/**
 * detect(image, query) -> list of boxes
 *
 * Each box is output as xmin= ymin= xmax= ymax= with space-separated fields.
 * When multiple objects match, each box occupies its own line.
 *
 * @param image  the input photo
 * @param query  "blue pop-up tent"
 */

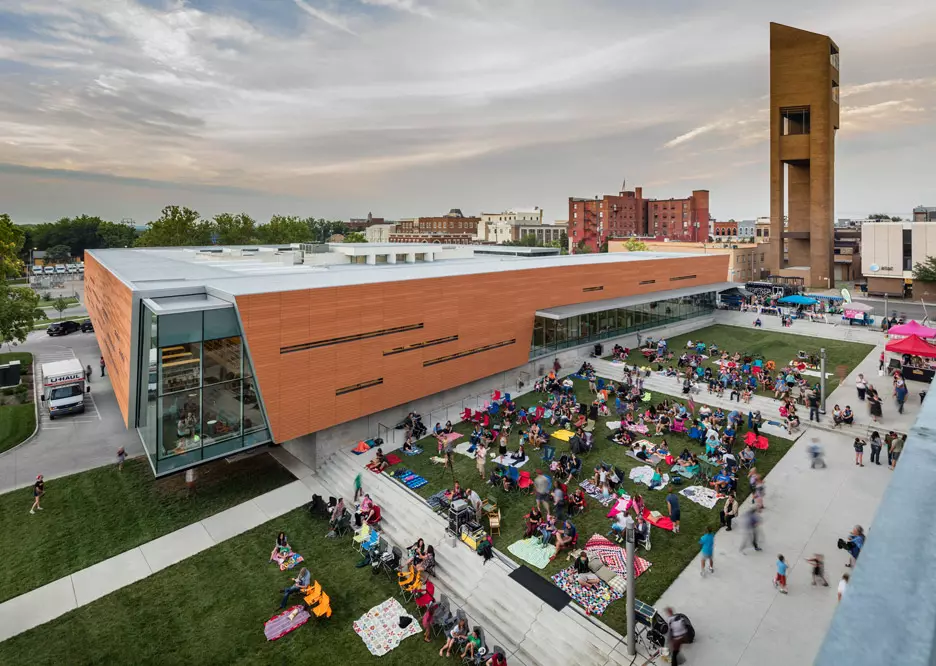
xmin=777 ymin=294 xmax=819 ymax=306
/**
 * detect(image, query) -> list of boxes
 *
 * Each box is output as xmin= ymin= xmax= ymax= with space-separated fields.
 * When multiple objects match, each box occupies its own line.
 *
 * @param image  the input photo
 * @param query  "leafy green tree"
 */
xmin=624 ymin=237 xmax=649 ymax=251
xmin=575 ymin=240 xmax=593 ymax=254
xmin=308 ymin=219 xmax=350 ymax=243
xmin=0 ymin=283 xmax=40 ymax=349
xmin=31 ymin=215 xmax=105 ymax=257
xmin=0 ymin=213 xmax=25 ymax=279
xmin=52 ymin=296 xmax=70 ymax=320
xmin=912 ymin=256 xmax=936 ymax=282
xmin=213 ymin=213 xmax=258 ymax=245
xmin=136 ymin=206 xmax=212 ymax=247
xmin=546 ymin=233 xmax=569 ymax=255
xmin=257 ymin=215 xmax=312 ymax=244
xmin=98 ymin=220 xmax=138 ymax=248
xmin=45 ymin=244 xmax=71 ymax=264
xmin=343 ymin=231 xmax=367 ymax=243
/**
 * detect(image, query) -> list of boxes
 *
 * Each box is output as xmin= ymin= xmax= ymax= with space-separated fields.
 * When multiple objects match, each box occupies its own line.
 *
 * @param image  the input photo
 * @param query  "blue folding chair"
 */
xmin=541 ymin=445 xmax=556 ymax=463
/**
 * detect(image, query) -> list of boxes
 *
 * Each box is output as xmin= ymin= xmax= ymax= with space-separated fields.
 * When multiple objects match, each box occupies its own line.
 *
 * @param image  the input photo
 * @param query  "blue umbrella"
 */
xmin=778 ymin=294 xmax=818 ymax=305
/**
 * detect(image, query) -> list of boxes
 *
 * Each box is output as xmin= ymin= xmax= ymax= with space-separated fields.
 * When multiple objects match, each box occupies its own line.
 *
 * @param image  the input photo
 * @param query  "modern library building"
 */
xmin=85 ymin=243 xmax=732 ymax=475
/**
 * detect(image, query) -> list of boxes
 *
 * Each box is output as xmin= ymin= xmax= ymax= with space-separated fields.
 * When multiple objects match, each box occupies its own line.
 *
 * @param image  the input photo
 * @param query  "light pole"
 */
xmin=819 ymin=347 xmax=828 ymax=414
xmin=625 ymin=515 xmax=636 ymax=656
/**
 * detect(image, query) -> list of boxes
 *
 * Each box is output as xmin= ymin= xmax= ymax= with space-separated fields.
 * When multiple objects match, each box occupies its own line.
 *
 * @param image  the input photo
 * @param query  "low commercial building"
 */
xmin=608 ymin=240 xmax=766 ymax=283
xmin=86 ymin=244 xmax=731 ymax=476
xmin=913 ymin=206 xmax=936 ymax=222
xmin=860 ymin=221 xmax=936 ymax=295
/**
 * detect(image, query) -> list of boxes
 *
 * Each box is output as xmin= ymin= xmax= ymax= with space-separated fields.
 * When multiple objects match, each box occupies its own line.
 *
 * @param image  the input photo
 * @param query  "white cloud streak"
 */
xmin=292 ymin=0 xmax=358 ymax=35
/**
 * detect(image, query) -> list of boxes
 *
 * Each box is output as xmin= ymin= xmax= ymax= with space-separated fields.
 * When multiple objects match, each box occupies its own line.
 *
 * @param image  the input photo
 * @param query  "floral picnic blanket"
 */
xmin=584 ymin=535 xmax=651 ymax=578
xmin=551 ymin=566 xmax=623 ymax=616
xmin=628 ymin=465 xmax=670 ymax=489
xmin=679 ymin=485 xmax=724 ymax=510
xmin=353 ymin=598 xmax=421 ymax=657
xmin=276 ymin=552 xmax=304 ymax=571
xmin=579 ymin=480 xmax=614 ymax=506
xmin=507 ymin=538 xmax=557 ymax=569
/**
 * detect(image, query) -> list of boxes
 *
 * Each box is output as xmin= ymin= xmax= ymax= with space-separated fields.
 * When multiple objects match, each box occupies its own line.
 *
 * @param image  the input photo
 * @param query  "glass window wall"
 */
xmin=136 ymin=304 xmax=270 ymax=475
xmin=529 ymin=291 xmax=716 ymax=359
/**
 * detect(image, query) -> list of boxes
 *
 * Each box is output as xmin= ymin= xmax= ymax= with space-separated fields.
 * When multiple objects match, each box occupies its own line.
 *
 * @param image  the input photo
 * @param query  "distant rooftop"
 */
xmin=88 ymin=243 xmax=709 ymax=299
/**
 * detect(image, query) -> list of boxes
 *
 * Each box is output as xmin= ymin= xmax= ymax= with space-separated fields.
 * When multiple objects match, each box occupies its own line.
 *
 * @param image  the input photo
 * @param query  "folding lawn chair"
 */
xmin=334 ymin=512 xmax=352 ymax=537
xmin=541 ymin=445 xmax=556 ymax=463
xmin=384 ymin=545 xmax=403 ymax=582
xmin=415 ymin=580 xmax=436 ymax=611
xmin=352 ymin=524 xmax=371 ymax=552
xmin=401 ymin=571 xmax=423 ymax=603
xmin=312 ymin=592 xmax=332 ymax=619
xmin=464 ymin=626 xmax=488 ymax=665
xmin=432 ymin=597 xmax=455 ymax=637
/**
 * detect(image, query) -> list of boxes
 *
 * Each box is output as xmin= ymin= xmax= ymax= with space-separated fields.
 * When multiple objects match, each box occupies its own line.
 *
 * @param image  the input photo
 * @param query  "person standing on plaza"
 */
xmin=869 ymin=431 xmax=883 ymax=465
xmin=866 ymin=387 xmax=882 ymax=422
xmin=84 ymin=364 xmax=92 ymax=383
xmin=475 ymin=441 xmax=487 ymax=480
xmin=773 ymin=554 xmax=789 ymax=594
xmin=894 ymin=374 xmax=908 ymax=414
xmin=117 ymin=447 xmax=126 ymax=471
xmin=740 ymin=508 xmax=762 ymax=553
xmin=855 ymin=374 xmax=867 ymax=401
xmin=806 ymin=554 xmax=829 ymax=587
xmin=699 ymin=526 xmax=715 ymax=576
xmin=889 ymin=433 xmax=905 ymax=469
xmin=837 ymin=572 xmax=850 ymax=602
xmin=29 ymin=474 xmax=44 ymax=514
xmin=99 ymin=356 xmax=106 ymax=377
xmin=853 ymin=437 xmax=866 ymax=467
xmin=879 ymin=350 xmax=886 ymax=372
xmin=666 ymin=489 xmax=681 ymax=534
xmin=719 ymin=492 xmax=738 ymax=531
xmin=808 ymin=388 xmax=821 ymax=422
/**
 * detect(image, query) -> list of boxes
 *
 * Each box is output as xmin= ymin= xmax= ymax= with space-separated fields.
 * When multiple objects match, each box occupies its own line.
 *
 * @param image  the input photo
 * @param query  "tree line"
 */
xmin=5 ymin=206 xmax=354 ymax=263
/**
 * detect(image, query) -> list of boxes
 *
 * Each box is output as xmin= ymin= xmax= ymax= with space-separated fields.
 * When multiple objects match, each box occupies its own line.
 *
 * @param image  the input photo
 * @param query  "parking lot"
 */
xmin=0 ymin=327 xmax=143 ymax=493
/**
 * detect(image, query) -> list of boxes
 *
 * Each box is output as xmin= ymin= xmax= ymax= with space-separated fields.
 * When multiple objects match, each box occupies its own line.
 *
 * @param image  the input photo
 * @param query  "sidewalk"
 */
xmin=652 ymin=426 xmax=892 ymax=665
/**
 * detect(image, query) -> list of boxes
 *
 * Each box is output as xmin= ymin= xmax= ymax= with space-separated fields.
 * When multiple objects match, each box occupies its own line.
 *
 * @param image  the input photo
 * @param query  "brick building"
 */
xmin=398 ymin=209 xmax=480 ymax=236
xmin=712 ymin=220 xmax=738 ymax=240
xmin=346 ymin=212 xmax=385 ymax=232
xmin=568 ymin=184 xmax=710 ymax=252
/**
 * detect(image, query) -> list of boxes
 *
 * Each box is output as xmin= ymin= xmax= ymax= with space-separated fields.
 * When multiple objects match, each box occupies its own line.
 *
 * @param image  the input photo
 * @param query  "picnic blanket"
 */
xmin=453 ymin=441 xmax=476 ymax=459
xmin=492 ymin=454 xmax=529 ymax=468
xmin=579 ymin=479 xmax=614 ymax=506
xmin=507 ymin=538 xmax=557 ymax=569
xmin=551 ymin=566 xmax=623 ymax=616
xmin=391 ymin=469 xmax=428 ymax=489
xmin=625 ymin=423 xmax=650 ymax=435
xmin=628 ymin=465 xmax=670 ymax=489
xmin=605 ymin=495 xmax=633 ymax=518
xmin=441 ymin=432 xmax=462 ymax=443
xmin=584 ymin=534 xmax=651 ymax=578
xmin=679 ymin=485 xmax=723 ymax=509
xmin=625 ymin=450 xmax=663 ymax=466
xmin=264 ymin=605 xmax=311 ymax=641
xmin=353 ymin=598 xmax=421 ymax=657
xmin=605 ymin=421 xmax=622 ymax=430
xmin=551 ymin=429 xmax=574 ymax=442
xmin=643 ymin=508 xmax=675 ymax=532
xmin=275 ymin=551 xmax=304 ymax=571
xmin=402 ymin=447 xmax=423 ymax=456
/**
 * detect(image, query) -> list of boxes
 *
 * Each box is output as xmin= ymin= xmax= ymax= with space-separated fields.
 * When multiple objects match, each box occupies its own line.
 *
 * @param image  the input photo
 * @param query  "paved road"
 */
xmin=850 ymin=298 xmax=929 ymax=322
xmin=0 ymin=329 xmax=143 ymax=493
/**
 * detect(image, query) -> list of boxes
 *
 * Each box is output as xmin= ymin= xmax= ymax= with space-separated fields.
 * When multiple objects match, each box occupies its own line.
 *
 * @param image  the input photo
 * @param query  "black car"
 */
xmin=47 ymin=320 xmax=80 ymax=336
xmin=81 ymin=320 xmax=94 ymax=333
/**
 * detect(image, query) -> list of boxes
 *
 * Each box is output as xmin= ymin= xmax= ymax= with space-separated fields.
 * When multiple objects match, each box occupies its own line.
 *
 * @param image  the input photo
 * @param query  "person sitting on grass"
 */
xmin=328 ymin=498 xmax=346 ymax=529
xmin=524 ymin=505 xmax=543 ymax=537
xmin=648 ymin=465 xmax=664 ymax=490
xmin=538 ymin=514 xmax=558 ymax=545
xmin=573 ymin=551 xmax=600 ymax=589
xmin=461 ymin=627 xmax=483 ymax=661
xmin=440 ymin=617 xmax=469 ymax=658
xmin=553 ymin=520 xmax=577 ymax=553
xmin=280 ymin=567 xmax=311 ymax=609
xmin=635 ymin=515 xmax=650 ymax=548
xmin=740 ymin=444 xmax=756 ymax=467
xmin=269 ymin=532 xmax=290 ymax=563
xmin=367 ymin=448 xmax=390 ymax=473
xmin=567 ymin=488 xmax=586 ymax=515
xmin=624 ymin=493 xmax=646 ymax=518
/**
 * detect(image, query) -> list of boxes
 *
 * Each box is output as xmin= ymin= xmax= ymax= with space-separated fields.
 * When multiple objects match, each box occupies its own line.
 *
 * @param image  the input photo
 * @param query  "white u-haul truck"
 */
xmin=40 ymin=358 xmax=88 ymax=419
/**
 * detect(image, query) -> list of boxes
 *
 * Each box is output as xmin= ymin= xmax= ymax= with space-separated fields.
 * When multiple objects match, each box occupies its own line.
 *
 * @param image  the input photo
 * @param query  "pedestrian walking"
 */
xmin=740 ymin=509 xmax=762 ymax=553
xmin=100 ymin=356 xmax=106 ymax=377
xmin=853 ymin=437 xmax=866 ymax=467
xmin=879 ymin=351 xmax=885 ymax=372
xmin=353 ymin=473 xmax=363 ymax=502
xmin=662 ymin=607 xmax=691 ymax=664
xmin=117 ymin=447 xmax=126 ymax=471
xmin=855 ymin=374 xmax=867 ymax=401
xmin=773 ymin=554 xmax=789 ymax=594
xmin=809 ymin=441 xmax=826 ymax=469
xmin=85 ymin=364 xmax=92 ymax=383
xmin=533 ymin=470 xmax=551 ymax=518
xmin=869 ymin=431 xmax=882 ymax=465
xmin=29 ymin=474 xmax=44 ymax=514
xmin=666 ymin=489 xmax=681 ymax=534
xmin=867 ymin=387 xmax=882 ymax=422
xmin=699 ymin=526 xmax=715 ymax=576
xmin=805 ymin=554 xmax=829 ymax=586
xmin=894 ymin=376 xmax=908 ymax=414
xmin=719 ymin=492 xmax=738 ymax=530
xmin=837 ymin=572 xmax=849 ymax=602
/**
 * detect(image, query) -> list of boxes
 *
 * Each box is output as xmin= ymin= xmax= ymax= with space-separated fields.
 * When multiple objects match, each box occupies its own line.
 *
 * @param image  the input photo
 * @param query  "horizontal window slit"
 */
xmin=423 ymin=339 xmax=516 ymax=367
xmin=281 ymin=323 xmax=424 ymax=354
xmin=383 ymin=335 xmax=458 ymax=356
xmin=336 ymin=378 xmax=384 ymax=395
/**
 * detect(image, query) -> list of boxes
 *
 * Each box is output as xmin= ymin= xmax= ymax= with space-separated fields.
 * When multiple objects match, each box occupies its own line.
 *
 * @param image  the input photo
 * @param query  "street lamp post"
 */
xmin=625 ymin=515 xmax=636 ymax=656
xmin=819 ymin=347 xmax=828 ymax=414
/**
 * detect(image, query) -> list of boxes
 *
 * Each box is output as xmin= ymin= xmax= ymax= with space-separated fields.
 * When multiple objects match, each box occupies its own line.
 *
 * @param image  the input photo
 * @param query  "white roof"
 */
xmin=42 ymin=358 xmax=84 ymax=377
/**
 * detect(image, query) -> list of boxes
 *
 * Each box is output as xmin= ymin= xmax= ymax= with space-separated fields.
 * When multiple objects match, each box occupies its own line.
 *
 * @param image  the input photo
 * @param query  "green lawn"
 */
xmin=0 ymin=509 xmax=447 ymax=666
xmin=618 ymin=324 xmax=874 ymax=394
xmin=0 ymin=454 xmax=294 ymax=603
xmin=0 ymin=352 xmax=35 ymax=453
xmin=387 ymin=378 xmax=795 ymax=635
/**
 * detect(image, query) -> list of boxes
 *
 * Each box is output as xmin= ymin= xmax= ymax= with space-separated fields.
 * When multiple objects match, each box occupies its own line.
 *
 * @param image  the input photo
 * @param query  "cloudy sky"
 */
xmin=0 ymin=0 xmax=934 ymax=225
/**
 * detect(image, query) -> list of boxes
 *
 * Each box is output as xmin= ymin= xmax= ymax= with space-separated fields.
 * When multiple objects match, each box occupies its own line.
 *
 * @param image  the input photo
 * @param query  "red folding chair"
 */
xmin=415 ymin=580 xmax=435 ymax=611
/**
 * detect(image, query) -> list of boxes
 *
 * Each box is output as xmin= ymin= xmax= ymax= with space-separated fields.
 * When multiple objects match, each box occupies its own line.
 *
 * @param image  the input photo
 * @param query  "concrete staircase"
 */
xmin=280 ymin=445 xmax=648 ymax=665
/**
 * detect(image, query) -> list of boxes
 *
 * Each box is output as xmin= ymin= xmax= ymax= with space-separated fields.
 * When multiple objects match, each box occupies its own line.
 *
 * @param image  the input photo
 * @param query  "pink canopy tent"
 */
xmin=885 ymin=334 xmax=936 ymax=358
xmin=887 ymin=320 xmax=936 ymax=339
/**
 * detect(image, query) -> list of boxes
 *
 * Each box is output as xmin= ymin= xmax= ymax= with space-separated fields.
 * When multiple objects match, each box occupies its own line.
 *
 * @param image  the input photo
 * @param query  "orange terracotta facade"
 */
xmin=236 ymin=254 xmax=728 ymax=443
xmin=84 ymin=253 xmax=134 ymax=426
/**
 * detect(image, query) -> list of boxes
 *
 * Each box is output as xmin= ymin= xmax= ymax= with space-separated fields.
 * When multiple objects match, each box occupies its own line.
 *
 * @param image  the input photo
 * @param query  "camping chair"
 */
xmin=398 ymin=565 xmax=417 ymax=589
xmin=541 ymin=445 xmax=556 ymax=463
xmin=401 ymin=571 xmax=423 ymax=602
xmin=415 ymin=580 xmax=436 ymax=611
xmin=482 ymin=496 xmax=498 ymax=515
xmin=461 ymin=408 xmax=473 ymax=421
xmin=312 ymin=592 xmax=332 ymax=619
xmin=352 ymin=524 xmax=371 ymax=552
xmin=517 ymin=470 xmax=533 ymax=493
xmin=384 ymin=546 xmax=403 ymax=581
xmin=432 ymin=596 xmax=455 ymax=637
xmin=506 ymin=466 xmax=521 ymax=490
xmin=464 ymin=627 xmax=488 ymax=665
xmin=492 ymin=390 xmax=502 ymax=402
xmin=671 ymin=419 xmax=686 ymax=434
xmin=360 ymin=529 xmax=380 ymax=554
xmin=334 ymin=512 xmax=352 ymax=537
xmin=302 ymin=580 xmax=322 ymax=607
xmin=489 ymin=509 xmax=501 ymax=537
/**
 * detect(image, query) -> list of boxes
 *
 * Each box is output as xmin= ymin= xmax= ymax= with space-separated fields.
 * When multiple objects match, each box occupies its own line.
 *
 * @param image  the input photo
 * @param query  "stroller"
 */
xmin=410 ymin=415 xmax=427 ymax=440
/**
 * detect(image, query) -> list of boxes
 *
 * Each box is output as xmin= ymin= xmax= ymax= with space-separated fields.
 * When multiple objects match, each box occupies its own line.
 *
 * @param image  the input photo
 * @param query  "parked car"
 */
xmin=66 ymin=264 xmax=78 ymax=273
xmin=80 ymin=320 xmax=94 ymax=332
xmin=43 ymin=266 xmax=55 ymax=275
xmin=47 ymin=320 xmax=80 ymax=336
xmin=31 ymin=266 xmax=43 ymax=276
